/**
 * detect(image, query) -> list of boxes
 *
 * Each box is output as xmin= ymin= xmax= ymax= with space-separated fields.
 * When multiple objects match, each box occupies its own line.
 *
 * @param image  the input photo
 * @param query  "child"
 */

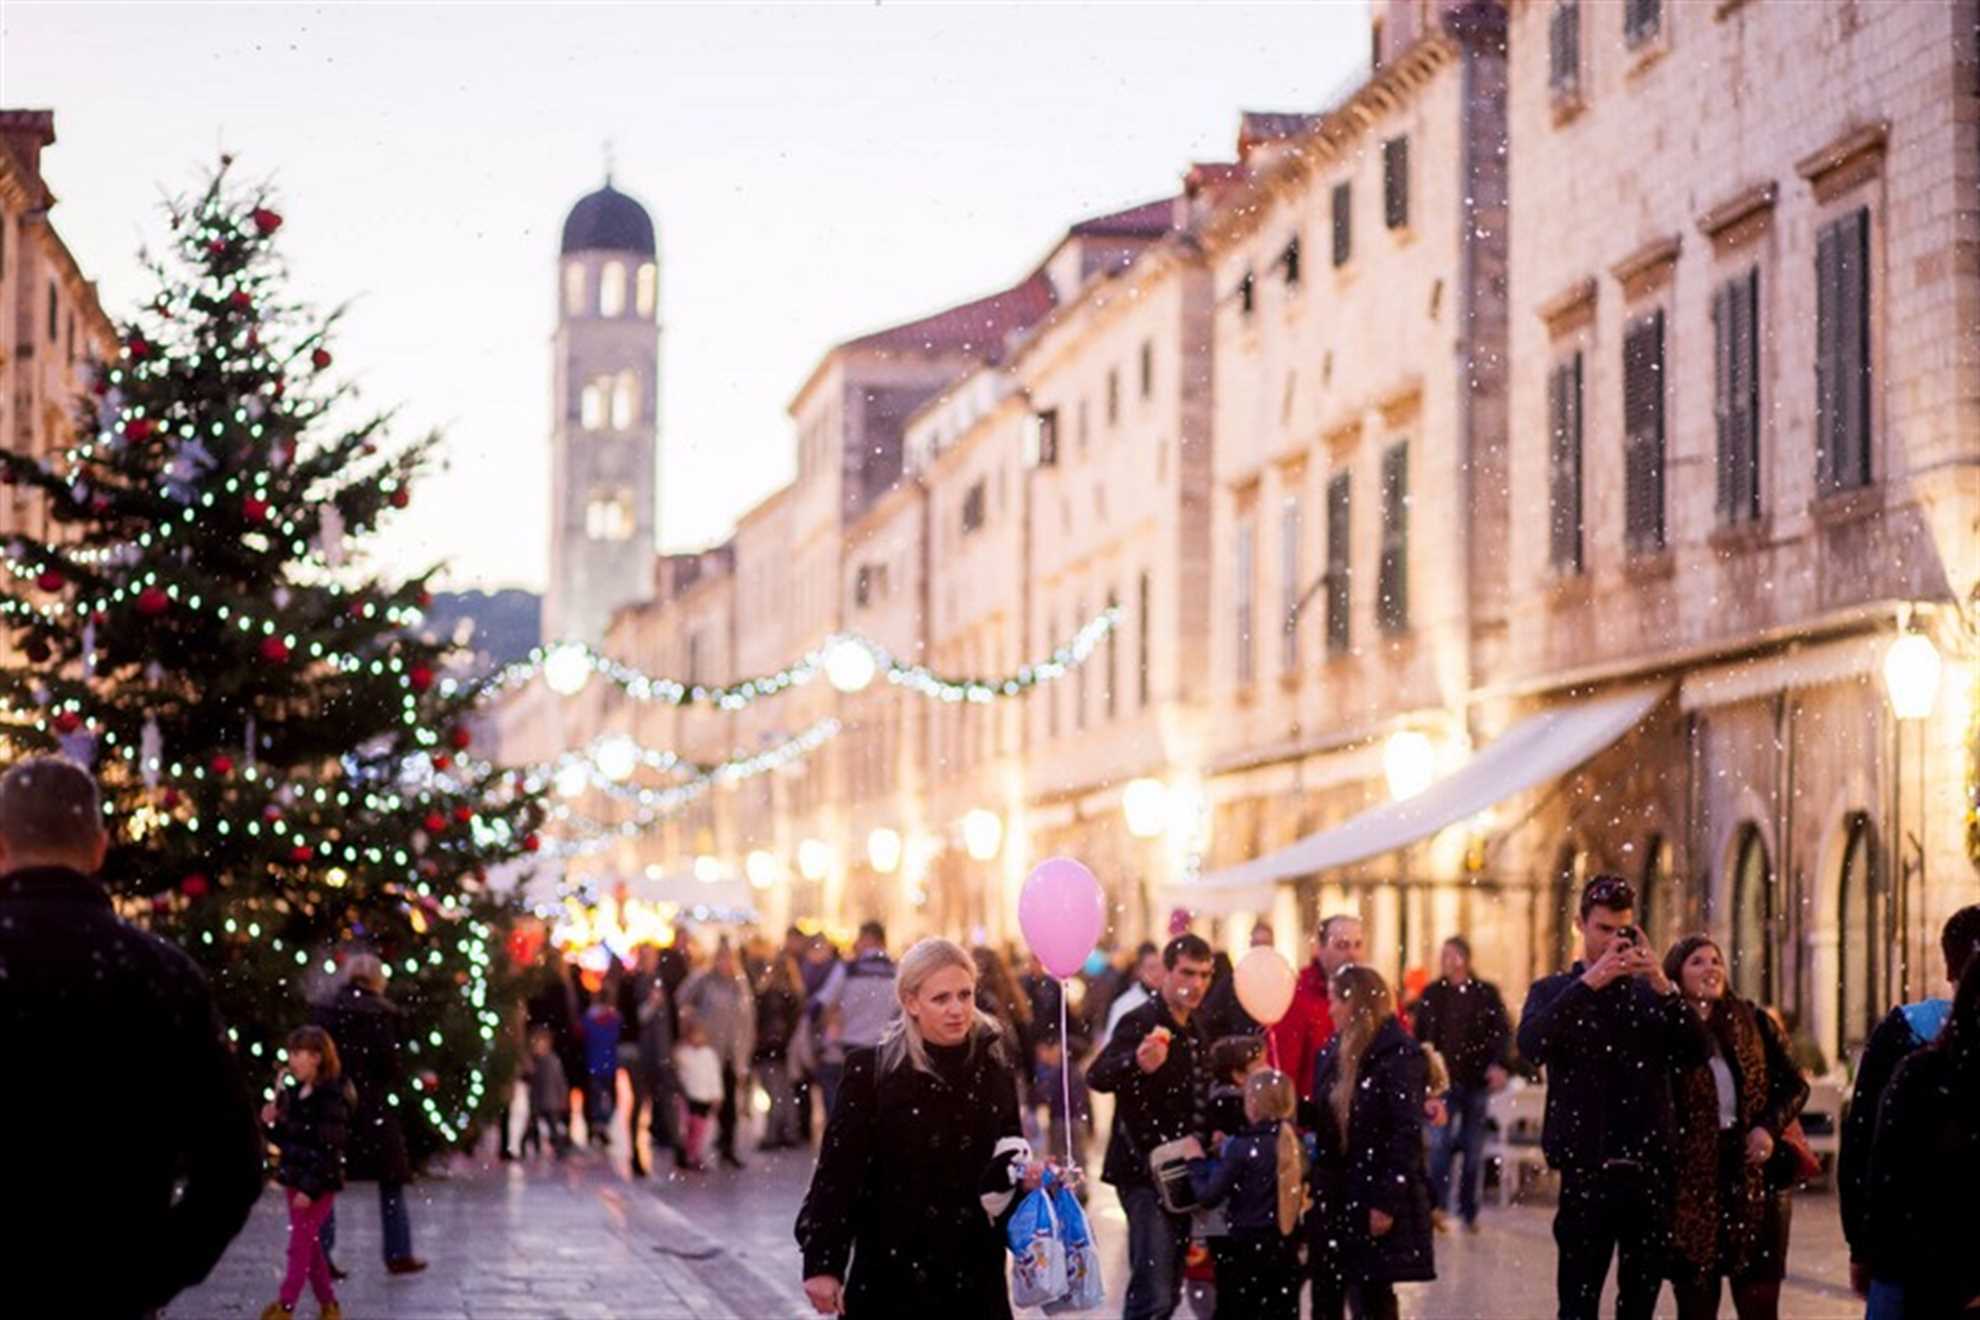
xmin=523 ymin=1026 xmax=570 ymax=1159
xmin=260 ymin=1026 xmax=350 ymax=1320
xmin=1206 ymin=1035 xmax=1268 ymax=1141
xmin=581 ymin=992 xmax=623 ymax=1147
xmin=673 ymin=1020 xmax=722 ymax=1171
xmin=1188 ymin=1069 xmax=1306 ymax=1320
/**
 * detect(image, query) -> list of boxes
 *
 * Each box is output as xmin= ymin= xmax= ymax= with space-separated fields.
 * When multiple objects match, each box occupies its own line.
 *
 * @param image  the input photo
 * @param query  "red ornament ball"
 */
xmin=252 ymin=207 xmax=284 ymax=234
xmin=135 ymin=586 xmax=170 ymax=617
xmin=229 ymin=290 xmax=252 ymax=311
xmin=389 ymin=488 xmax=410 ymax=510
xmin=417 ymin=589 xmax=433 ymax=609
xmin=180 ymin=874 xmax=210 ymax=898
xmin=125 ymin=418 xmax=155 ymax=442
xmin=262 ymin=804 xmax=282 ymax=822
xmin=311 ymin=348 xmax=333 ymax=371
xmin=452 ymin=805 xmax=473 ymax=824
xmin=208 ymin=239 xmax=227 ymax=256
xmin=210 ymin=755 xmax=235 ymax=777
xmin=521 ymin=833 xmax=541 ymax=854
xmin=34 ymin=569 xmax=64 ymax=593
xmin=289 ymin=845 xmax=312 ymax=865
xmin=150 ymin=894 xmax=172 ymax=915
xmin=448 ymin=726 xmax=472 ymax=751
xmin=161 ymin=789 xmax=181 ymax=809
xmin=127 ymin=337 xmax=151 ymax=359
xmin=259 ymin=636 xmax=291 ymax=664
xmin=431 ymin=754 xmax=452 ymax=771
xmin=51 ymin=711 xmax=82 ymax=735
xmin=423 ymin=811 xmax=447 ymax=834
xmin=408 ymin=663 xmax=435 ymax=694
xmin=91 ymin=496 xmax=110 ymax=514
xmin=243 ymin=496 xmax=269 ymax=522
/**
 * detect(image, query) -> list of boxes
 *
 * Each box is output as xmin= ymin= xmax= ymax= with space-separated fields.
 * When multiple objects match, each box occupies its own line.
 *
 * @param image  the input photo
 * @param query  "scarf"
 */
xmin=1671 ymin=996 xmax=1771 ymax=1272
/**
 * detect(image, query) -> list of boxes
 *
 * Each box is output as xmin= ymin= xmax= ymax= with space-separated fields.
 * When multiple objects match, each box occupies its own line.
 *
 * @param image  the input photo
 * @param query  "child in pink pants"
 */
xmin=260 ymin=1025 xmax=351 ymax=1320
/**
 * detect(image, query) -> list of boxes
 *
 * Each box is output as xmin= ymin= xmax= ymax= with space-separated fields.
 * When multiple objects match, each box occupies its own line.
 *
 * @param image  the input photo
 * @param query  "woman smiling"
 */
xmin=795 ymin=937 xmax=1045 ymax=1317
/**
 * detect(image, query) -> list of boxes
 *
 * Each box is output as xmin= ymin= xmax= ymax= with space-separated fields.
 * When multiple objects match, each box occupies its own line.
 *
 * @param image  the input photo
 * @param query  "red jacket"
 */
xmin=1269 ymin=960 xmax=1337 ymax=1098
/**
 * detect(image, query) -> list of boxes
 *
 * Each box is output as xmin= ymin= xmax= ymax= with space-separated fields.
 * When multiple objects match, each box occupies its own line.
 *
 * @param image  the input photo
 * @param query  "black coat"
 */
xmin=795 ymin=1034 xmax=1026 ymax=1319
xmin=1868 ymin=1045 xmax=1980 ymax=1313
xmin=1190 ymin=1119 xmax=1294 ymax=1234
xmin=1515 ymin=966 xmax=1707 ymax=1171
xmin=0 ymin=867 xmax=265 ymax=1317
xmin=270 ymin=1080 xmax=351 ymax=1200
xmin=1087 ymin=996 xmax=1211 ymax=1188
xmin=1839 ymin=1000 xmax=1945 ymax=1262
xmin=754 ymin=985 xmax=802 ymax=1064
xmin=1309 ymin=1018 xmax=1436 ymax=1285
xmin=1409 ymin=977 xmax=1511 ymax=1091
xmin=313 ymin=983 xmax=412 ymax=1183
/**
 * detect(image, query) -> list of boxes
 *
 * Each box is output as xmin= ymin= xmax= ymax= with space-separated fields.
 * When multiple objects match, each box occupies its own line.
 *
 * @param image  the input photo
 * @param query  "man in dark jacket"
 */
xmin=1840 ymin=902 xmax=1980 ymax=1314
xmin=312 ymin=953 xmax=427 ymax=1274
xmin=1197 ymin=921 xmax=1275 ymax=1040
xmin=0 ymin=756 xmax=264 ymax=1317
xmin=1516 ymin=875 xmax=1705 ymax=1320
xmin=1411 ymin=934 xmax=1511 ymax=1232
xmin=1089 ymin=933 xmax=1215 ymax=1320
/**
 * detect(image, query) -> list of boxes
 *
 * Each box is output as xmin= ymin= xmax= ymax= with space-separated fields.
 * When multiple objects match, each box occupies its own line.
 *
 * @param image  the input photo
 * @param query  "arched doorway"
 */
xmin=1836 ymin=812 xmax=1880 ymax=1061
xmin=1731 ymin=824 xmax=1774 ymax=1003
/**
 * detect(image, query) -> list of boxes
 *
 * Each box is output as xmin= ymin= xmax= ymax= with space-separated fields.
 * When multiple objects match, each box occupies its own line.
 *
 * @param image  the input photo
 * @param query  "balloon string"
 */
xmin=1060 ymin=986 xmax=1074 ymax=1173
xmin=1267 ymin=1027 xmax=1280 ymax=1074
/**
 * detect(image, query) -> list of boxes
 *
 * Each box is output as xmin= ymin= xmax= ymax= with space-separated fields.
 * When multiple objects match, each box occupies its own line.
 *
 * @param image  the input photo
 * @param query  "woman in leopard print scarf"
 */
xmin=1661 ymin=935 xmax=1808 ymax=1320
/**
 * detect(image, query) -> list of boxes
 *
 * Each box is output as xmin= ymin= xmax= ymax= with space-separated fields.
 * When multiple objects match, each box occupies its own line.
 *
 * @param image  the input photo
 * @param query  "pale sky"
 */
xmin=3 ymin=2 xmax=1367 ymax=591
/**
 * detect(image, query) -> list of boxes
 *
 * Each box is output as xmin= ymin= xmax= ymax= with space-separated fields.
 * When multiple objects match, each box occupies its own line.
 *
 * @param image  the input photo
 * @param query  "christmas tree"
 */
xmin=0 ymin=161 xmax=546 ymax=1163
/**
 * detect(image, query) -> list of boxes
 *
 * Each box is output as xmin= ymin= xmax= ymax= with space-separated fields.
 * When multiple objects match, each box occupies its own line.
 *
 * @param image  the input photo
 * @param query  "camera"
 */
xmin=1614 ymin=925 xmax=1641 ymax=949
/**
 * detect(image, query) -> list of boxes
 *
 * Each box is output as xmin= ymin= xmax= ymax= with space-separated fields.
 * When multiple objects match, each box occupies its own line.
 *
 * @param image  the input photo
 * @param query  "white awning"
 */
xmin=1176 ymin=684 xmax=1671 ymax=911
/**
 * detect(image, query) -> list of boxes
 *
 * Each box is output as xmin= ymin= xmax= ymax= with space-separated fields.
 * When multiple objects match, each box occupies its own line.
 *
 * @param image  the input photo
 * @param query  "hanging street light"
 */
xmin=1123 ymin=778 xmax=1169 ymax=839
xmin=593 ymin=733 xmax=638 ymax=782
xmin=543 ymin=642 xmax=593 ymax=697
xmin=554 ymin=762 xmax=590 ymax=800
xmin=797 ymin=838 xmax=833 ymax=881
xmin=962 ymin=808 xmax=1003 ymax=861
xmin=1882 ymin=627 xmax=1943 ymax=722
xmin=1383 ymin=730 xmax=1436 ymax=801
xmin=745 ymin=850 xmax=780 ymax=891
xmin=868 ymin=827 xmax=903 ymax=874
xmin=823 ymin=636 xmax=879 ymax=693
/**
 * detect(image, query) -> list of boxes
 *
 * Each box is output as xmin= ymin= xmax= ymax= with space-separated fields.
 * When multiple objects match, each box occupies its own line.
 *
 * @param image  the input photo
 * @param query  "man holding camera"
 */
xmin=1517 ymin=875 xmax=1706 ymax=1320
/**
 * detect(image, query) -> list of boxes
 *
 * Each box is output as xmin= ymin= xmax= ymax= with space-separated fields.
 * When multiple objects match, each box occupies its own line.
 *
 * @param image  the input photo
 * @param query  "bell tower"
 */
xmin=545 ymin=177 xmax=660 ymax=646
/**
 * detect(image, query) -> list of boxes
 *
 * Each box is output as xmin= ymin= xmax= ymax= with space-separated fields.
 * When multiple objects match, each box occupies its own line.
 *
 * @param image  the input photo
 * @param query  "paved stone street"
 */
xmin=173 ymin=1097 xmax=1865 ymax=1319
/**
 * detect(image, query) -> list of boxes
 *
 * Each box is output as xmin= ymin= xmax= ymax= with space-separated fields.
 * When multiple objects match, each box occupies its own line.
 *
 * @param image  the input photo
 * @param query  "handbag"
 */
xmin=1770 ymin=1118 xmax=1822 ymax=1185
xmin=1148 ymin=1136 xmax=1206 ymax=1215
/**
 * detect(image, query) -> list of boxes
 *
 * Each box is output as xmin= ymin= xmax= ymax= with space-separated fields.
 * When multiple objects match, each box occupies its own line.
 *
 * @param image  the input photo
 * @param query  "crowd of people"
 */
xmin=1 ymin=749 xmax=1977 ymax=1320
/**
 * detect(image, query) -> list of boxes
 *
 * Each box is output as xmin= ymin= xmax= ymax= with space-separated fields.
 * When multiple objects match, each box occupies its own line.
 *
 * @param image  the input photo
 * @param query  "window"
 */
xmin=1106 ymin=368 xmax=1120 ymax=427
xmin=1383 ymin=137 xmax=1410 ymax=230
xmin=1239 ymin=270 xmax=1256 ymax=316
xmin=1077 ymin=399 xmax=1090 ymax=452
xmin=580 ymin=378 xmax=609 ymax=430
xmin=1623 ymin=310 xmax=1667 ymax=553
xmin=1139 ymin=341 xmax=1154 ymax=399
xmin=1378 ymin=443 xmax=1409 ymax=632
xmin=1234 ymin=517 xmax=1256 ymax=685
xmin=611 ymin=370 xmax=640 ymax=430
xmin=1548 ymin=353 xmax=1585 ymax=573
xmin=1279 ymin=495 xmax=1302 ymax=673
xmin=1105 ymin=590 xmax=1119 ymax=720
xmin=1731 ymin=824 xmax=1774 ymax=1002
xmin=599 ymin=261 xmax=627 ymax=317
xmin=1331 ymin=183 xmax=1353 ymax=267
xmin=1624 ymin=0 xmax=1661 ymax=47
xmin=1837 ymin=813 xmax=1880 ymax=1057
xmin=1032 ymin=408 xmax=1060 ymax=468
xmin=1816 ymin=208 xmax=1872 ymax=493
xmin=1281 ymin=235 xmax=1302 ymax=287
xmin=635 ymin=262 xmax=657 ymax=318
xmin=1713 ymin=268 xmax=1762 ymax=524
xmin=854 ymin=563 xmax=885 ymax=609
xmin=46 ymin=280 xmax=58 ymax=340
xmin=961 ymin=480 xmax=986 ymax=534
xmin=1137 ymin=571 xmax=1151 ymax=707
xmin=584 ymin=488 xmax=635 ymax=541
xmin=686 ymin=632 xmax=703 ymax=686
xmin=1549 ymin=1 xmax=1580 ymax=95
xmin=1325 ymin=473 xmax=1351 ymax=654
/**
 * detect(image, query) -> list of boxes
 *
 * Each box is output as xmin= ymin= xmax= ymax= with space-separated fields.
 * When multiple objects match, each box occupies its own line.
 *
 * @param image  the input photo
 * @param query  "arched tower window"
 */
xmin=635 ymin=263 xmax=657 ymax=318
xmin=585 ymin=488 xmax=635 ymax=542
xmin=611 ymin=370 xmax=639 ymax=430
xmin=1837 ymin=812 xmax=1879 ymax=1058
xmin=563 ymin=263 xmax=586 ymax=317
xmin=580 ymin=379 xmax=608 ymax=431
xmin=1731 ymin=824 xmax=1773 ymax=1002
xmin=599 ymin=261 xmax=627 ymax=318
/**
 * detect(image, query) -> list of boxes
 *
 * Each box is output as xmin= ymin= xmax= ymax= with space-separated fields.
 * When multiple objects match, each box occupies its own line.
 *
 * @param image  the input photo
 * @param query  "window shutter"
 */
xmin=1815 ymin=224 xmax=1841 ymax=490
xmin=1737 ymin=268 xmax=1761 ymax=518
xmin=1378 ymin=443 xmax=1409 ymax=632
xmin=1838 ymin=209 xmax=1871 ymax=488
xmin=1332 ymin=182 xmax=1353 ymax=268
xmin=1624 ymin=312 xmax=1666 ymax=552
xmin=1384 ymin=138 xmax=1410 ymax=230
xmin=1325 ymin=473 xmax=1351 ymax=653
xmin=1548 ymin=355 xmax=1584 ymax=573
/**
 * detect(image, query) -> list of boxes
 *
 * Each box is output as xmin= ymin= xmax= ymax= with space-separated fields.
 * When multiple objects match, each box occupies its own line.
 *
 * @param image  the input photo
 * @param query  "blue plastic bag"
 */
xmin=1044 ymin=1182 xmax=1105 ymax=1313
xmin=1007 ymin=1176 xmax=1068 ymax=1310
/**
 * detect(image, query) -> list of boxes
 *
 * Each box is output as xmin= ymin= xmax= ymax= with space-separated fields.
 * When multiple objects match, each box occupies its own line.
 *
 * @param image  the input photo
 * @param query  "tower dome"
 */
xmin=560 ymin=182 xmax=656 ymax=256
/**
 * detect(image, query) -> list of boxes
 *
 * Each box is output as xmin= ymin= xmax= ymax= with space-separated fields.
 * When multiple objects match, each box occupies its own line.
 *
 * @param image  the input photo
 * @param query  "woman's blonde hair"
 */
xmin=1243 ymin=1069 xmax=1308 ymax=1236
xmin=877 ymin=937 xmax=1007 ymax=1077
xmin=1243 ymin=1068 xmax=1295 ymax=1124
xmin=1328 ymin=963 xmax=1396 ymax=1138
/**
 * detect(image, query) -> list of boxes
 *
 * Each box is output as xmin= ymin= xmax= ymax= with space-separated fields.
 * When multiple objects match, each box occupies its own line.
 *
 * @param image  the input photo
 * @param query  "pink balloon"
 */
xmin=1019 ymin=857 xmax=1105 ymax=980
xmin=1233 ymin=946 xmax=1297 ymax=1027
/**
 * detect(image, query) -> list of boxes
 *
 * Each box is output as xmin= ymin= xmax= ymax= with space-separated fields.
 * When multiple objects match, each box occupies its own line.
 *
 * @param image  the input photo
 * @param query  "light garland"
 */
xmin=479 ymin=606 xmax=1121 ymax=710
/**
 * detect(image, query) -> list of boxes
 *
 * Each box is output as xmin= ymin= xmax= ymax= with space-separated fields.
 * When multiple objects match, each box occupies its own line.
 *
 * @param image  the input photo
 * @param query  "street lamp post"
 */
xmin=1879 ymin=611 xmax=1941 ymax=1000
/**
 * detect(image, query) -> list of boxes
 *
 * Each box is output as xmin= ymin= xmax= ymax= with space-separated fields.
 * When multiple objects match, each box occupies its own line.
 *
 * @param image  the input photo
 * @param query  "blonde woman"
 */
xmin=795 ymin=937 xmax=1046 ymax=1318
xmin=1307 ymin=964 xmax=1435 ymax=1320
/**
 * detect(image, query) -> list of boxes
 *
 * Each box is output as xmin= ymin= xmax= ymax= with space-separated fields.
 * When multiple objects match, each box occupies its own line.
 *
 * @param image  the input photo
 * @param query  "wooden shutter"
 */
xmin=1332 ymin=182 xmax=1353 ymax=268
xmin=1325 ymin=473 xmax=1350 ymax=653
xmin=1550 ymin=2 xmax=1580 ymax=92
xmin=1838 ymin=209 xmax=1871 ymax=488
xmin=1735 ymin=268 xmax=1760 ymax=518
xmin=1549 ymin=354 xmax=1584 ymax=573
xmin=1623 ymin=311 xmax=1666 ymax=552
xmin=1626 ymin=0 xmax=1660 ymax=44
xmin=1378 ymin=443 xmax=1409 ymax=631
xmin=1815 ymin=223 xmax=1840 ymax=490
xmin=1384 ymin=138 xmax=1410 ymax=230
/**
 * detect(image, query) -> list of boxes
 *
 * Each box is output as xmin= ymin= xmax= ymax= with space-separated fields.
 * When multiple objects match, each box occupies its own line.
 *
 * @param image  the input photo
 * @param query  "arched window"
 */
xmin=563 ymin=263 xmax=586 ymax=317
xmin=1731 ymin=824 xmax=1773 ymax=1002
xmin=584 ymin=488 xmax=635 ymax=542
xmin=1639 ymin=834 xmax=1669 ymax=949
xmin=1837 ymin=812 xmax=1879 ymax=1057
xmin=611 ymin=370 xmax=639 ymax=430
xmin=599 ymin=261 xmax=627 ymax=317
xmin=635 ymin=262 xmax=657 ymax=318
xmin=580 ymin=379 xmax=608 ymax=431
